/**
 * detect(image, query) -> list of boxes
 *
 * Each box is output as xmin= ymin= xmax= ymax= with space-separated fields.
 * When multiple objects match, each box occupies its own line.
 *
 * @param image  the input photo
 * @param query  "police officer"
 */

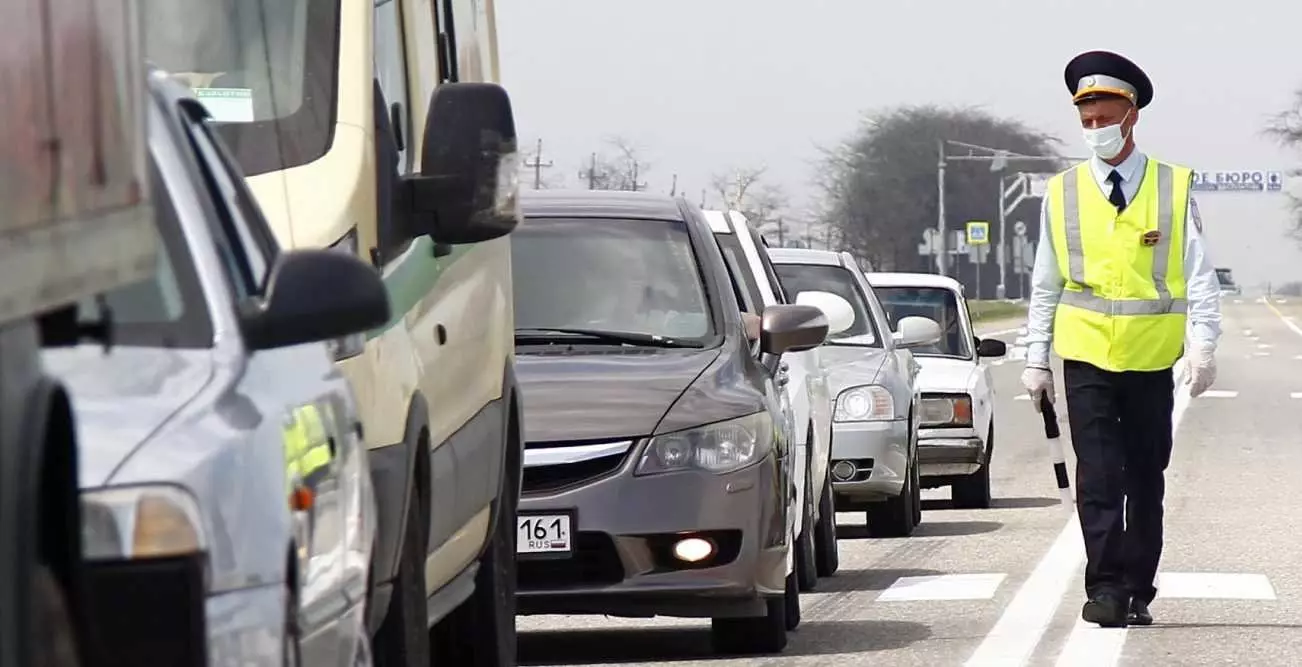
xmin=1022 ymin=50 xmax=1222 ymax=628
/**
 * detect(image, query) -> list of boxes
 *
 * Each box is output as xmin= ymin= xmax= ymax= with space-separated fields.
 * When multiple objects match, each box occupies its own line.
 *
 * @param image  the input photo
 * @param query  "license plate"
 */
xmin=517 ymin=513 xmax=573 ymax=555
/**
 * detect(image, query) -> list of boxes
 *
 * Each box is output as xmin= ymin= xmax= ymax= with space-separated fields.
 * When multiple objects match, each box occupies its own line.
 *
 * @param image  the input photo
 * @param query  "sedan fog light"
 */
xmin=831 ymin=460 xmax=857 ymax=482
xmin=671 ymin=537 xmax=715 ymax=563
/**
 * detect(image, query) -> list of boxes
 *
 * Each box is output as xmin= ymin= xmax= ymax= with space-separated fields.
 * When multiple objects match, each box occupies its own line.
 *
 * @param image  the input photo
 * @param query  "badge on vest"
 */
xmin=1140 ymin=230 xmax=1161 ymax=247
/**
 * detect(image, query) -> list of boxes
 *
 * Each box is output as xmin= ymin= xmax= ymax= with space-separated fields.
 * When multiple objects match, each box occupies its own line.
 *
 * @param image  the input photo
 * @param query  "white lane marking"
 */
xmin=1294 ymin=354 xmax=1302 ymax=361
xmin=1253 ymin=351 xmax=1270 ymax=357
xmin=963 ymin=518 xmax=1084 ymax=666
xmin=1280 ymin=299 xmax=1290 ymax=304
xmin=1156 ymin=573 xmax=1276 ymax=600
xmin=877 ymin=573 xmax=1006 ymax=602
xmin=1291 ymin=392 xmax=1302 ymax=399
xmin=1258 ymin=343 xmax=1273 ymax=349
xmin=1047 ymin=365 xmax=1194 ymax=667
xmin=1056 ymin=619 xmax=1126 ymax=666
xmin=1264 ymin=299 xmax=1302 ymax=338
xmin=1199 ymin=390 xmax=1238 ymax=398
xmin=1243 ymin=328 xmax=1254 ymax=336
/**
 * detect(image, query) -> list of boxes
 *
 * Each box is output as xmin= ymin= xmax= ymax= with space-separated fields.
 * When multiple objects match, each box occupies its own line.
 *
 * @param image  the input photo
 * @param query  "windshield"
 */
xmin=74 ymin=160 xmax=213 ymax=348
xmin=142 ymin=0 xmax=340 ymax=177
xmin=773 ymin=263 xmax=881 ymax=346
xmin=874 ymin=286 xmax=969 ymax=358
xmin=512 ymin=218 xmax=715 ymax=344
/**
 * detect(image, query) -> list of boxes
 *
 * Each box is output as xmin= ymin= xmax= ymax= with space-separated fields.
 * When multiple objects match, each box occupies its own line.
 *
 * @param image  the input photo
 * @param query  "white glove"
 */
xmin=1186 ymin=342 xmax=1216 ymax=398
xmin=1021 ymin=367 xmax=1054 ymax=412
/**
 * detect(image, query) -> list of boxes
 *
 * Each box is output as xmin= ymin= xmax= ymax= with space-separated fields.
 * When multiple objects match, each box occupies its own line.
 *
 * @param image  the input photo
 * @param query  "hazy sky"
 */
xmin=497 ymin=0 xmax=1302 ymax=287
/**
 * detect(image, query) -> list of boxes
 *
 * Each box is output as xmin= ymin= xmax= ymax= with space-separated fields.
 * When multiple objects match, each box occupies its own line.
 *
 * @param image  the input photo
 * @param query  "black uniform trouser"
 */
xmin=1062 ymin=359 xmax=1175 ymax=604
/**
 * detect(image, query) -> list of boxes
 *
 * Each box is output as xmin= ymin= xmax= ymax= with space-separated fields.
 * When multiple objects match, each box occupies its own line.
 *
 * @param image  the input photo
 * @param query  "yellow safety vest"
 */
xmin=283 ymin=403 xmax=334 ymax=487
xmin=1046 ymin=158 xmax=1191 ymax=372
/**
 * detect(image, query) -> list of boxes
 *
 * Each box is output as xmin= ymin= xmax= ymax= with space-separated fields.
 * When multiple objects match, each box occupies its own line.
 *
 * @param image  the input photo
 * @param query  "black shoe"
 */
xmin=1081 ymin=594 xmax=1129 ymax=628
xmin=1128 ymin=598 xmax=1153 ymax=626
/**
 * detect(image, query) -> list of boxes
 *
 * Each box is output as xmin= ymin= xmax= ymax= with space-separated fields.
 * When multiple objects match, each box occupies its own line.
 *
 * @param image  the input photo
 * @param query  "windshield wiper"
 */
xmin=514 ymin=327 xmax=701 ymax=348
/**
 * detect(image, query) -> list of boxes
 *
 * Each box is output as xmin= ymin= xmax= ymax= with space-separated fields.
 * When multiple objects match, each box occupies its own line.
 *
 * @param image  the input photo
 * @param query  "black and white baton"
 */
xmin=1039 ymin=393 xmax=1073 ymax=507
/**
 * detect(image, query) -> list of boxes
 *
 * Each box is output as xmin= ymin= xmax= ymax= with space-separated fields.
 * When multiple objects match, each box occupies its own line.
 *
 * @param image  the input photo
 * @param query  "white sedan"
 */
xmin=865 ymin=273 xmax=1007 ymax=509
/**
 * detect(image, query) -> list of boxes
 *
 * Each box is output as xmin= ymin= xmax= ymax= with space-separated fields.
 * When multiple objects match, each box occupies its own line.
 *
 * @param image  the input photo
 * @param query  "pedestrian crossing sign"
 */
xmin=966 ymin=221 xmax=990 ymax=245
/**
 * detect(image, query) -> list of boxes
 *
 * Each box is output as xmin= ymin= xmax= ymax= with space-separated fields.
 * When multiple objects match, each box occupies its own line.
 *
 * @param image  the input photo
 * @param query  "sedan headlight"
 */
xmin=920 ymin=394 xmax=973 ymax=427
xmin=635 ymin=412 xmax=773 ymax=476
xmin=81 ymin=484 xmax=207 ymax=561
xmin=834 ymin=385 xmax=895 ymax=422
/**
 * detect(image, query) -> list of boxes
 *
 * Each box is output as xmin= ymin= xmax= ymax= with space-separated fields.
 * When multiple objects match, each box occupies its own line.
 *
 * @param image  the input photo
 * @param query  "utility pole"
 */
xmin=669 ymin=174 xmax=678 ymax=196
xmin=627 ymin=161 xmax=648 ymax=192
xmin=587 ymin=153 xmax=596 ymax=190
xmin=524 ymin=138 xmax=553 ymax=190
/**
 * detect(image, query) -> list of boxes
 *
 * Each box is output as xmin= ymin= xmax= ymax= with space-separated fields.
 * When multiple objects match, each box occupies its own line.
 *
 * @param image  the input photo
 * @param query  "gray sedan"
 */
xmin=42 ymin=70 xmax=390 ymax=666
xmin=769 ymin=249 xmax=942 ymax=538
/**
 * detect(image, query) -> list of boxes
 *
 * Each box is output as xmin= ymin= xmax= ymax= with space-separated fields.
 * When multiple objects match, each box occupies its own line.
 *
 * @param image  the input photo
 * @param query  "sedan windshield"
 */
xmin=142 ymin=0 xmax=339 ymax=177
xmin=873 ymin=286 xmax=970 ymax=358
xmin=773 ymin=263 xmax=880 ymax=346
xmin=512 ymin=218 xmax=714 ymax=345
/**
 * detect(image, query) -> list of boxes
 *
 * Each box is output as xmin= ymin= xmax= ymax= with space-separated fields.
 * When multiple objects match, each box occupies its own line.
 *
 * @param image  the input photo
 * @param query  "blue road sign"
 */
xmin=1191 ymin=170 xmax=1284 ymax=192
xmin=966 ymin=221 xmax=990 ymax=245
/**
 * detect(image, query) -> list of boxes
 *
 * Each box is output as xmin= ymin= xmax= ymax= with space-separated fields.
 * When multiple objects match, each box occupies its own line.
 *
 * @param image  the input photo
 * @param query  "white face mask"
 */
xmin=1082 ymin=110 xmax=1133 ymax=160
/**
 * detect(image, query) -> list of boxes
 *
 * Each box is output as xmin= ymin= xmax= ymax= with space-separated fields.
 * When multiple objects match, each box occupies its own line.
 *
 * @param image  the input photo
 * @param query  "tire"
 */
xmin=33 ymin=564 xmax=80 ymax=667
xmin=910 ymin=457 xmax=923 ymax=527
xmin=711 ymin=574 xmax=792 ymax=655
xmin=813 ymin=479 xmax=840 ymax=577
xmin=952 ymin=425 xmax=993 ymax=510
xmin=866 ymin=454 xmax=917 ymax=538
xmin=783 ymin=569 xmax=802 ymax=631
xmin=372 ymin=489 xmax=430 ymax=667
xmin=429 ymin=413 xmax=520 ymax=666
xmin=794 ymin=468 xmax=819 ymax=592
xmin=283 ymin=584 xmax=301 ymax=667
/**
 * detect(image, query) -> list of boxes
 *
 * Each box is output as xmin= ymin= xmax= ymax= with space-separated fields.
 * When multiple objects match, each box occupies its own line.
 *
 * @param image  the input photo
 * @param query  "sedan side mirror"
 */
xmin=892 ymin=316 xmax=942 ymax=348
xmin=794 ymin=290 xmax=856 ymax=336
xmin=760 ymin=304 xmax=829 ymax=355
xmin=241 ymin=250 xmax=392 ymax=351
xmin=976 ymin=337 xmax=1007 ymax=358
xmin=401 ymin=83 xmax=520 ymax=245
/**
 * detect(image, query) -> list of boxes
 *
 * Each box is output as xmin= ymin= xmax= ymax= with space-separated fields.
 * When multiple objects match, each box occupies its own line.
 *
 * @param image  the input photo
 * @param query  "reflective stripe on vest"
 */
xmin=1047 ymin=158 xmax=1190 ymax=372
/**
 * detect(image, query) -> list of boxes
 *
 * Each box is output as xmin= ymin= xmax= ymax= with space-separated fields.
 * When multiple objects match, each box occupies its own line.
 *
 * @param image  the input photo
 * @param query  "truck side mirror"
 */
xmin=401 ymin=83 xmax=521 ymax=245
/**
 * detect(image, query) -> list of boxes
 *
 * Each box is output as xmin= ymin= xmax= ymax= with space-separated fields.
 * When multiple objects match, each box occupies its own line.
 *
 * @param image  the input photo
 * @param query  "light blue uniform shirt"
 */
xmin=1024 ymin=149 xmax=1223 ymax=369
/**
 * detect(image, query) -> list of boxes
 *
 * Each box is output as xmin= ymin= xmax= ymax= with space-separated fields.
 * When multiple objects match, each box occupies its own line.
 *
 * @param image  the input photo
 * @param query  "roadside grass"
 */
xmin=968 ymin=300 xmax=1027 ymax=323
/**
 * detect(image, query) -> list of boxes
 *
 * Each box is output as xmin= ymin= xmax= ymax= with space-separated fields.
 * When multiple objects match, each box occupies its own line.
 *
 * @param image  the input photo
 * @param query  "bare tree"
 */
xmin=1264 ymin=91 xmax=1302 ymax=242
xmin=711 ymin=166 xmax=791 ymax=243
xmin=580 ymin=136 xmax=650 ymax=191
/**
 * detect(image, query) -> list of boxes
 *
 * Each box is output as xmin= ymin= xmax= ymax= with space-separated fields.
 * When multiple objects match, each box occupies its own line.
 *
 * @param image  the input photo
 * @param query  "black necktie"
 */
xmin=1107 ymin=170 xmax=1126 ymax=211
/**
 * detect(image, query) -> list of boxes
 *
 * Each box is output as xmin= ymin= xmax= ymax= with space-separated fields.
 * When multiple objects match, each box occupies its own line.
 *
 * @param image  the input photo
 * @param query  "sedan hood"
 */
xmin=821 ymin=347 xmax=889 ymax=394
xmin=914 ymin=356 xmax=978 ymax=394
xmin=44 ymin=346 xmax=215 ymax=488
xmin=516 ymin=347 xmax=720 ymax=443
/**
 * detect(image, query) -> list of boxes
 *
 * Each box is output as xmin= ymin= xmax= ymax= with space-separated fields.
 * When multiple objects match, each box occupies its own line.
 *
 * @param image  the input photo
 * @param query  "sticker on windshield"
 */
xmin=193 ymin=88 xmax=254 ymax=123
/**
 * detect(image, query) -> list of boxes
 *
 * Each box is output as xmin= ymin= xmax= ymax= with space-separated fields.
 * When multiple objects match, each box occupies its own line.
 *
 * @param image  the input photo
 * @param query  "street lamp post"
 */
xmin=934 ymin=139 xmax=1085 ymax=281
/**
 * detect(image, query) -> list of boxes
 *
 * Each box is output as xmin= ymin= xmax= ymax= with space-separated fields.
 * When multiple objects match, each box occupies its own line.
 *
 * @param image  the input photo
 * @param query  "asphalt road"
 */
xmin=515 ymin=300 xmax=1302 ymax=667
